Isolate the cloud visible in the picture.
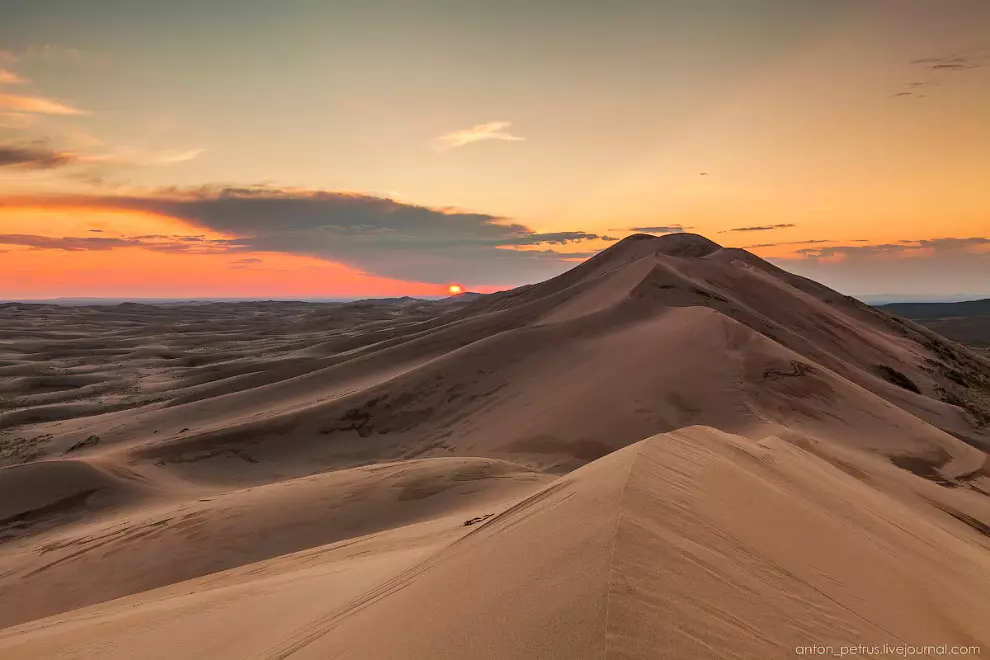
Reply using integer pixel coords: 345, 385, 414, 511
0, 93, 87, 115
0, 69, 24, 85
0, 112, 37, 129
232, 257, 262, 264
0, 233, 235, 254
0, 45, 92, 65
0, 234, 143, 251
893, 51, 989, 97
0, 142, 77, 169
911, 53, 987, 71
502, 231, 617, 246
432, 121, 524, 150
2, 187, 607, 286
623, 225, 688, 234
82, 147, 206, 167
157, 148, 205, 165
723, 223, 796, 233
794, 237, 990, 260
770, 237, 990, 297
744, 239, 832, 248
0, 137, 203, 184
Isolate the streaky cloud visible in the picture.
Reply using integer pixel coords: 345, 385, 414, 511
433, 121, 525, 150
0, 142, 78, 169
0, 69, 25, 85
0, 93, 87, 115
745, 239, 833, 249
723, 223, 796, 233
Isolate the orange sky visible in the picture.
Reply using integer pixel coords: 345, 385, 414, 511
2, 246, 453, 299
0, 205, 462, 299
2, 2, 990, 300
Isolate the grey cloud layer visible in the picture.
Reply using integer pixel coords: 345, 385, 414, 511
0, 233, 234, 253
795, 237, 990, 258
623, 225, 687, 234
7, 188, 612, 285
0, 142, 76, 169
772, 237, 990, 296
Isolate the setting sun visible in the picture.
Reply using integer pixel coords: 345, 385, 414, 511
448, 284, 463, 295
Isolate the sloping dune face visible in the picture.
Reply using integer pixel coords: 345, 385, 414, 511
1, 428, 988, 659
0, 457, 551, 628
1, 233, 989, 657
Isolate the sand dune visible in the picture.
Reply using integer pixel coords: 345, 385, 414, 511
1, 427, 987, 659
0, 459, 162, 541
0, 456, 549, 629
1, 233, 989, 657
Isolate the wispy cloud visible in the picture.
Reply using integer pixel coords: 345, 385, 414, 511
503, 231, 617, 246
83, 147, 206, 167
0, 93, 87, 115
0, 233, 235, 254
0, 45, 92, 65
152, 148, 205, 165
0, 112, 37, 129
745, 239, 832, 248
911, 52, 988, 71
770, 237, 990, 296
794, 237, 990, 260
618, 225, 688, 234
0, 142, 78, 169
0, 69, 24, 85
891, 80, 940, 99
432, 121, 525, 150
722, 223, 796, 233
893, 49, 989, 98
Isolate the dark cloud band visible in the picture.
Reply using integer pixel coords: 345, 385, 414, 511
1, 187, 613, 286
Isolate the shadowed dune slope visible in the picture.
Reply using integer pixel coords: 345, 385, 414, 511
0, 456, 551, 629
0, 459, 161, 542
2, 427, 987, 659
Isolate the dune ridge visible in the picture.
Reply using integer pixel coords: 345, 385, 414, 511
0, 233, 988, 658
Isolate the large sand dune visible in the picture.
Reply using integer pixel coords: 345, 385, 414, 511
1, 233, 989, 657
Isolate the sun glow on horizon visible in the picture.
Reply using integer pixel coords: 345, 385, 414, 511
448, 284, 463, 295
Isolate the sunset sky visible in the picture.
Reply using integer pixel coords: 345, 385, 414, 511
1, 1, 989, 300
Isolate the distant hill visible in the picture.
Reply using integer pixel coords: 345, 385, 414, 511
880, 299, 990, 347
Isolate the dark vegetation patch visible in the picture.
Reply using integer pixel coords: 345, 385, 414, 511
763, 361, 816, 379
0, 433, 52, 466
872, 365, 921, 394
889, 448, 955, 487
64, 434, 101, 454
934, 505, 990, 538
938, 386, 990, 427
0, 488, 100, 535
320, 391, 446, 438
692, 287, 730, 303
323, 407, 375, 438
